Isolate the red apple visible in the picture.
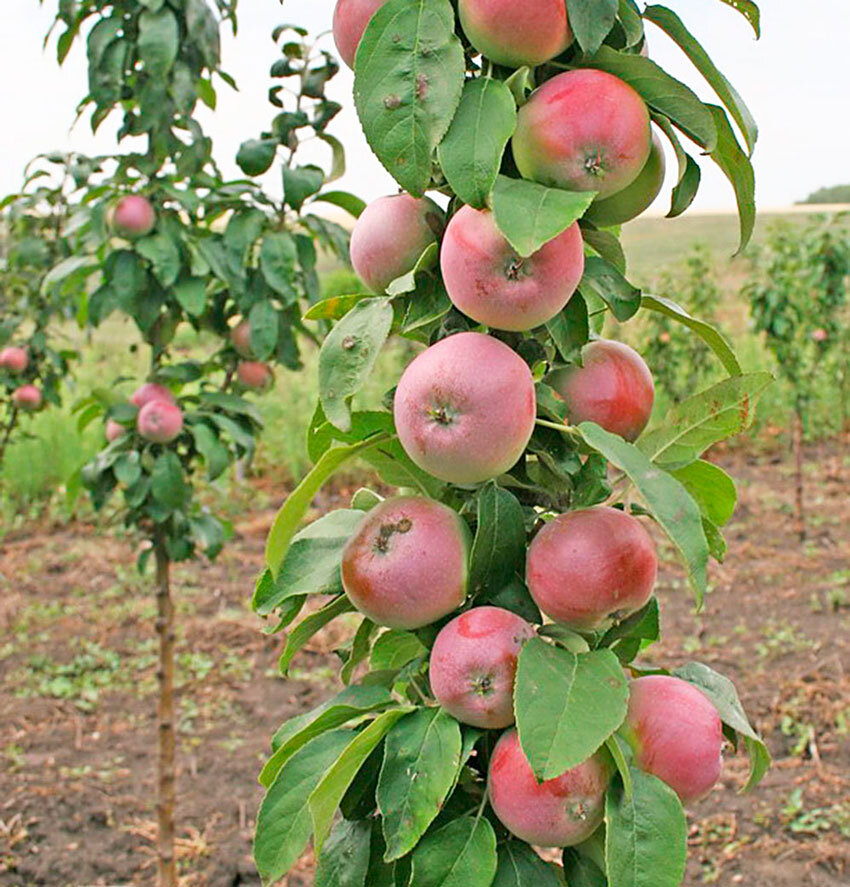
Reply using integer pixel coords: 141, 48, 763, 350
489, 729, 611, 847
341, 496, 470, 630
626, 675, 724, 803
332, 0, 391, 69
458, 0, 573, 68
111, 195, 156, 239
131, 383, 176, 410
137, 400, 184, 444
237, 361, 273, 390
526, 506, 658, 631
350, 194, 445, 294
105, 419, 126, 443
440, 207, 584, 331
394, 332, 536, 485
12, 385, 42, 411
231, 320, 253, 358
0, 346, 28, 374
429, 606, 534, 729
512, 69, 652, 199
547, 339, 655, 442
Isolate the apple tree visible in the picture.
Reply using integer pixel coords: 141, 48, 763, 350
251, 1, 773, 886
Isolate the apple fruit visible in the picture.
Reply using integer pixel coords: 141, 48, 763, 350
458, 0, 573, 68
231, 320, 253, 358
350, 194, 445, 294
131, 382, 176, 410
394, 332, 536, 485
489, 729, 611, 847
512, 69, 652, 198
105, 419, 126, 442
440, 207, 584, 331
625, 675, 724, 803
332, 0, 390, 69
429, 606, 534, 729
526, 506, 658, 631
547, 339, 655, 442
111, 195, 156, 239
584, 131, 667, 228
341, 496, 470, 630
137, 400, 184, 444
0, 346, 28, 374
237, 361, 273, 390
12, 385, 42, 411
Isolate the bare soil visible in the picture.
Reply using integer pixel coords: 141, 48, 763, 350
0, 443, 848, 887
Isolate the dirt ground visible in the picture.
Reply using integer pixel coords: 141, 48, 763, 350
1, 440, 849, 887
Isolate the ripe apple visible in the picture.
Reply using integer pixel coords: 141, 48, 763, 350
0, 346, 28, 374
393, 332, 536, 485
585, 131, 667, 228
489, 729, 611, 847
12, 385, 42, 411
332, 0, 390, 69
231, 320, 253, 358
105, 419, 126, 443
137, 400, 184, 444
131, 383, 176, 410
237, 361, 273, 390
458, 0, 573, 68
547, 339, 655, 442
111, 195, 156, 239
341, 496, 470, 630
440, 207, 584, 331
512, 69, 651, 198
526, 506, 658, 631
350, 194, 445, 294
429, 606, 534, 729
626, 675, 724, 803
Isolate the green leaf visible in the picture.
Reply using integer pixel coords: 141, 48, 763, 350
600, 598, 660, 651
515, 638, 628, 780
261, 685, 394, 788
342, 618, 378, 684
137, 8, 178, 77
313, 190, 367, 219
717, 0, 760, 38
410, 816, 498, 887
671, 460, 736, 526
278, 596, 356, 675
606, 733, 635, 801
579, 47, 717, 151
173, 277, 206, 316
310, 709, 414, 853
579, 256, 641, 322
581, 225, 627, 274
743, 735, 771, 792
254, 729, 354, 884
315, 819, 372, 887
260, 232, 298, 300
188, 422, 231, 481
236, 138, 278, 176
567, 0, 618, 54
353, 0, 465, 196
707, 104, 756, 253
150, 452, 187, 511
378, 708, 462, 861
578, 422, 709, 606
319, 298, 394, 432
490, 176, 596, 258
256, 510, 363, 616
438, 78, 517, 208
562, 848, 606, 887
135, 232, 180, 288
638, 373, 773, 467
305, 293, 373, 322
371, 630, 428, 672
641, 294, 742, 375
644, 5, 757, 154
284, 164, 325, 212
247, 301, 278, 361
605, 770, 687, 887
669, 153, 701, 218
547, 293, 590, 362
469, 482, 525, 598
494, 842, 566, 887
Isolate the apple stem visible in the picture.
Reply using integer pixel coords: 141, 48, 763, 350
535, 418, 581, 436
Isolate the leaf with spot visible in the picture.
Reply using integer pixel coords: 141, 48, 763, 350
437, 77, 517, 208
319, 298, 394, 433
378, 707, 462, 861
354, 0, 465, 196
515, 638, 629, 780
315, 819, 372, 887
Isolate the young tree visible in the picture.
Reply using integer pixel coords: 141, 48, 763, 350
252, 2, 771, 886
745, 214, 850, 540
39, 2, 356, 883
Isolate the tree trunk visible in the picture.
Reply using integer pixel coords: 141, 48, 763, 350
0, 405, 19, 466
154, 531, 177, 887
793, 410, 805, 543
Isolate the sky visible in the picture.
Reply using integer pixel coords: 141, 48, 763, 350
1, 1, 849, 213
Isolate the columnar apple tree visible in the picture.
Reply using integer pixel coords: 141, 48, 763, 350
251, 1, 772, 885
0, 154, 92, 466
40, 2, 356, 884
